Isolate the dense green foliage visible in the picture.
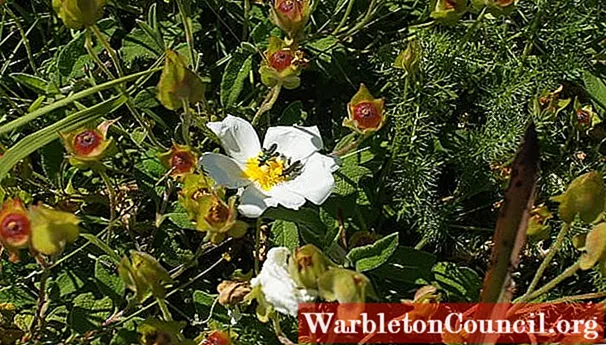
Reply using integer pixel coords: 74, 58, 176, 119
0, 0, 605, 344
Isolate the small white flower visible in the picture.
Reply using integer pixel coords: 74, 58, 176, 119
251, 247, 317, 317
200, 115, 339, 218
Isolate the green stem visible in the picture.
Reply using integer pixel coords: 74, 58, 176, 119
31, 258, 51, 337
90, 24, 124, 77
515, 261, 581, 303
84, 29, 115, 79
175, 0, 196, 67
254, 218, 262, 274
243, 0, 251, 40
98, 169, 117, 243
4, 6, 37, 75
157, 298, 173, 321
456, 7, 487, 55
332, 0, 356, 35
252, 83, 282, 127
182, 99, 192, 147
525, 223, 570, 295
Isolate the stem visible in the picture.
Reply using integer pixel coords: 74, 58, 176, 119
4, 6, 37, 75
182, 99, 192, 147
254, 218, 262, 274
84, 29, 115, 79
90, 24, 124, 77
175, 0, 196, 67
252, 83, 282, 127
31, 258, 51, 337
98, 169, 117, 243
525, 223, 570, 295
157, 298, 173, 321
243, 0, 251, 40
332, 0, 356, 35
515, 261, 581, 303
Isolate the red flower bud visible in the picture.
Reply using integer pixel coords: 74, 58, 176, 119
159, 144, 199, 179
344, 84, 386, 134
269, 50, 294, 72
0, 199, 31, 250
353, 102, 382, 130
202, 330, 231, 345
73, 130, 103, 156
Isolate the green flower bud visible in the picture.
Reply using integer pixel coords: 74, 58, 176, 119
317, 268, 372, 303
195, 195, 248, 244
60, 119, 117, 170
119, 251, 173, 302
394, 40, 421, 75
526, 204, 553, 239
157, 50, 206, 110
573, 98, 601, 130
259, 37, 304, 90
551, 171, 606, 224
579, 223, 606, 275
138, 317, 187, 345
29, 204, 80, 256
430, 0, 467, 24
532, 86, 571, 121
270, 0, 312, 39
343, 84, 386, 134
52, 0, 105, 29
288, 244, 331, 289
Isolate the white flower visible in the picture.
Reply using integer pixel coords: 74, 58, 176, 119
200, 115, 339, 218
251, 247, 317, 317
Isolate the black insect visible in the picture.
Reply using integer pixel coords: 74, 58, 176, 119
258, 143, 280, 166
281, 160, 303, 177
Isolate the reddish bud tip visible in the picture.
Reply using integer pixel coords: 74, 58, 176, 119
269, 50, 294, 72
0, 200, 31, 249
203, 330, 231, 345
171, 151, 195, 174
353, 102, 382, 129
577, 109, 591, 126
73, 130, 103, 156
277, 0, 296, 14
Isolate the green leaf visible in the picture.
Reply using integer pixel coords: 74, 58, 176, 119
81, 233, 122, 264
432, 262, 482, 302
279, 101, 308, 125
220, 50, 253, 107
40, 140, 65, 184
0, 284, 36, 308
271, 220, 300, 251
95, 255, 126, 305
583, 71, 606, 113
0, 96, 126, 182
334, 150, 374, 197
55, 271, 85, 298
0, 69, 159, 136
371, 246, 436, 284
68, 293, 113, 334
121, 28, 163, 67
264, 207, 326, 247
56, 31, 92, 79
346, 233, 399, 271
10, 73, 49, 95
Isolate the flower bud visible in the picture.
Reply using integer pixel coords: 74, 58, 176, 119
29, 204, 80, 256
526, 204, 553, 239
288, 244, 331, 289
573, 98, 601, 130
472, 0, 515, 16
60, 119, 116, 170
394, 40, 421, 75
195, 195, 248, 244
532, 86, 570, 120
0, 199, 30, 260
551, 171, 606, 224
270, 0, 311, 39
138, 317, 186, 345
259, 36, 304, 90
202, 330, 231, 345
317, 268, 372, 303
159, 144, 199, 179
178, 173, 219, 220
52, 0, 105, 29
343, 84, 385, 134
579, 223, 606, 273
430, 0, 467, 24
119, 251, 173, 302
157, 50, 206, 110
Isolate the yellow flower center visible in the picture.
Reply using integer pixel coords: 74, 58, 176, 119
244, 154, 288, 191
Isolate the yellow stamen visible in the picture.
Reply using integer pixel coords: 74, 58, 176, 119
244, 155, 287, 191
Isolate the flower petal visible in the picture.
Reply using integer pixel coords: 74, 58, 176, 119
238, 185, 276, 218
266, 185, 306, 210
263, 125, 323, 162
283, 153, 337, 205
207, 115, 261, 163
200, 153, 250, 188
